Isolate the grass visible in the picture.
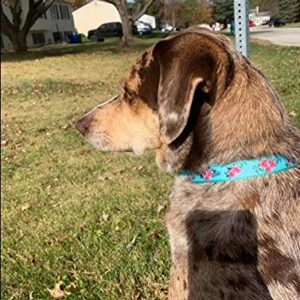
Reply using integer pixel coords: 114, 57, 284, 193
285, 22, 300, 28
1, 36, 300, 300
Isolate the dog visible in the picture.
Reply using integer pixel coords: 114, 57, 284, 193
75, 28, 300, 299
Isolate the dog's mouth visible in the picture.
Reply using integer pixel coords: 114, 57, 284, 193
120, 149, 135, 155
86, 136, 138, 155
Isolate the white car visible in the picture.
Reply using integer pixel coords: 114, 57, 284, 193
161, 24, 173, 32
134, 21, 152, 35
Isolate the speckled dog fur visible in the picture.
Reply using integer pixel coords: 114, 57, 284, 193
76, 28, 300, 299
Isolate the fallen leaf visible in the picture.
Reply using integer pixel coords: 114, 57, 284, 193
126, 234, 139, 251
47, 281, 71, 299
135, 292, 142, 300
69, 282, 77, 290
61, 124, 70, 130
21, 204, 30, 212
102, 212, 110, 222
79, 149, 91, 155
114, 168, 124, 174
157, 204, 166, 214
29, 291, 34, 299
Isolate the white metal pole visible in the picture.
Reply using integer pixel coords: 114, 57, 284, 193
234, 0, 250, 58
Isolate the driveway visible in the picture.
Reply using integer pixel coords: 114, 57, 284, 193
250, 27, 300, 46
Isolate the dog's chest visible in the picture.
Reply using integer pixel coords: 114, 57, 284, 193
166, 177, 300, 299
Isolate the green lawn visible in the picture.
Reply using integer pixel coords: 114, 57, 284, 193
1, 37, 300, 300
286, 22, 300, 28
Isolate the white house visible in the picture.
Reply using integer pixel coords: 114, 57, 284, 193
73, 0, 120, 36
249, 6, 271, 26
1, 0, 75, 51
138, 14, 157, 30
72, 0, 157, 37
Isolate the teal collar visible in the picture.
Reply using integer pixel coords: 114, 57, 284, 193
180, 155, 298, 184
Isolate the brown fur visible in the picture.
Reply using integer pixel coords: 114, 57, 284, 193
76, 28, 300, 299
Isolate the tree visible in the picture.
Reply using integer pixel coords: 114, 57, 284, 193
106, 0, 156, 45
162, 0, 213, 29
250, 0, 300, 22
64, 0, 89, 10
165, 0, 213, 28
178, 0, 213, 27
212, 0, 234, 27
1, 0, 54, 52
277, 0, 300, 23
250, 0, 275, 10
250, 0, 279, 17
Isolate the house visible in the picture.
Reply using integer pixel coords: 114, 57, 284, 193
138, 14, 157, 30
249, 6, 271, 26
1, 0, 75, 51
72, 0, 120, 36
72, 0, 157, 37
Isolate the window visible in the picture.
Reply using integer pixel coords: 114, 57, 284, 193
59, 5, 70, 19
52, 31, 63, 43
32, 33, 45, 45
50, 4, 60, 20
40, 12, 47, 19
64, 31, 72, 41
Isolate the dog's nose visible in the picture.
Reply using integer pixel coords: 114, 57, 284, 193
75, 117, 90, 136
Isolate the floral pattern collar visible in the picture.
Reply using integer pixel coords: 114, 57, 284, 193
180, 155, 298, 184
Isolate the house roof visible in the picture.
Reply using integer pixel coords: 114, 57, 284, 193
250, 9, 270, 16
256, 12, 270, 16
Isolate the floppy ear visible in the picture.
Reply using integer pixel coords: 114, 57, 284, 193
153, 33, 218, 145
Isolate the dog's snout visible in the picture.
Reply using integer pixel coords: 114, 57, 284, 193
75, 117, 90, 136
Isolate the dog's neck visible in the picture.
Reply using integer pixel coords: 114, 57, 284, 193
183, 62, 300, 173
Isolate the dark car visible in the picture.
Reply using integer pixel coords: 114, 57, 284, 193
88, 22, 123, 42
88, 22, 139, 41
267, 18, 286, 27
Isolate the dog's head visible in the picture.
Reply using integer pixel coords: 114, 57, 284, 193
76, 30, 236, 172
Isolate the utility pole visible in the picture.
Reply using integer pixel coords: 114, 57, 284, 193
234, 0, 250, 58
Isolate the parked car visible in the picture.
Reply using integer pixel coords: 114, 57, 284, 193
88, 22, 122, 41
161, 24, 173, 33
261, 19, 270, 26
249, 20, 255, 28
267, 18, 286, 27
134, 21, 152, 35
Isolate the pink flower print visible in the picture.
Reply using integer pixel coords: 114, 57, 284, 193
228, 166, 241, 178
202, 169, 214, 181
260, 160, 277, 173
260, 160, 269, 168
288, 159, 295, 167
269, 160, 276, 168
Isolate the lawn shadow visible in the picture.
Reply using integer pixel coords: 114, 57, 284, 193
1, 34, 167, 63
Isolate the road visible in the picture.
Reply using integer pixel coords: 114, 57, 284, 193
250, 27, 300, 46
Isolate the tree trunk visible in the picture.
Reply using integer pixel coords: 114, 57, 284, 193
1, 0, 54, 53
171, 0, 176, 28
120, 12, 132, 45
9, 31, 28, 53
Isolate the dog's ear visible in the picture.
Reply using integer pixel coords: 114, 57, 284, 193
153, 33, 218, 145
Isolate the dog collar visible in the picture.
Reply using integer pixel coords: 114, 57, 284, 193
180, 155, 298, 184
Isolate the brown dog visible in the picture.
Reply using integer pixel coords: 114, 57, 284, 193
76, 29, 300, 299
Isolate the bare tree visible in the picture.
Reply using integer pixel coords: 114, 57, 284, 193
106, 0, 156, 45
1, 0, 54, 52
